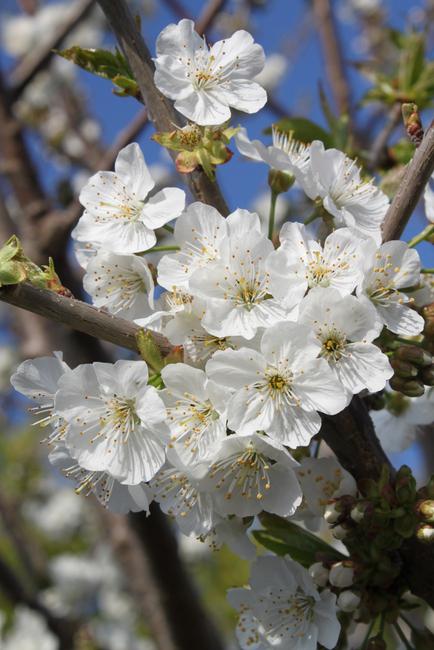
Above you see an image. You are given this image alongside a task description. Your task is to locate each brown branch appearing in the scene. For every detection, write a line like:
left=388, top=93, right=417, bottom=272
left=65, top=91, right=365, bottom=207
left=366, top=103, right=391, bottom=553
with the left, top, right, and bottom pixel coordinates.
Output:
left=96, top=0, right=229, bottom=216
left=368, top=102, right=402, bottom=171
left=98, top=108, right=149, bottom=171
left=9, top=0, right=96, bottom=100
left=196, top=0, right=227, bottom=36
left=312, top=0, right=352, bottom=119
left=382, top=120, right=434, bottom=242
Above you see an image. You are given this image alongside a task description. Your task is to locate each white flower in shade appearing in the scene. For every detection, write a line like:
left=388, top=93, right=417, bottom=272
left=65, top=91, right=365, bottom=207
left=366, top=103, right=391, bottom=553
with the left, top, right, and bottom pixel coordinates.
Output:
left=371, top=389, right=434, bottom=452
left=411, top=274, right=434, bottom=308
left=207, top=322, right=349, bottom=447
left=309, top=562, right=330, bottom=588
left=153, top=19, right=267, bottom=126
left=357, top=240, right=424, bottom=336
left=189, top=216, right=289, bottom=339
left=150, top=458, right=214, bottom=537
left=135, top=287, right=195, bottom=336
left=202, top=433, right=302, bottom=518
left=297, top=140, right=389, bottom=244
left=10, top=352, right=69, bottom=444
left=203, top=514, right=257, bottom=560
left=235, top=125, right=310, bottom=175
left=83, top=249, right=155, bottom=321
left=161, top=363, right=228, bottom=466
left=228, top=555, right=340, bottom=650
left=158, top=204, right=255, bottom=291
left=55, top=360, right=168, bottom=484
left=298, top=288, right=393, bottom=394
left=266, top=222, right=366, bottom=309
left=74, top=143, right=185, bottom=253
left=49, top=445, right=151, bottom=515
left=1, top=608, right=58, bottom=650
left=424, top=172, right=434, bottom=223
left=295, top=457, right=357, bottom=529
left=337, top=590, right=360, bottom=612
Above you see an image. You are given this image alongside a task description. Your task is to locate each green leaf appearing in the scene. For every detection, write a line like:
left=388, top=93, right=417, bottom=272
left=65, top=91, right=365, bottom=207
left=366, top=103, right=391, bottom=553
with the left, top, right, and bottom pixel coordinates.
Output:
left=265, top=117, right=333, bottom=147
left=57, top=47, right=139, bottom=98
left=398, top=32, right=425, bottom=94
left=254, top=513, right=345, bottom=567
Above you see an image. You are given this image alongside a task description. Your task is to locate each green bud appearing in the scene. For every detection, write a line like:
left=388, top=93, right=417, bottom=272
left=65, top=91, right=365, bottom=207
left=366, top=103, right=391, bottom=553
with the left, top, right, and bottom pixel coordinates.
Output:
left=394, top=513, right=417, bottom=538
left=396, top=345, right=432, bottom=367
left=420, top=365, right=434, bottom=386
left=389, top=375, right=425, bottom=397
left=416, top=524, right=434, bottom=544
left=390, top=357, right=418, bottom=378
left=0, top=260, right=27, bottom=286
left=416, top=499, right=434, bottom=523
left=136, top=330, right=164, bottom=373
left=268, top=169, right=295, bottom=194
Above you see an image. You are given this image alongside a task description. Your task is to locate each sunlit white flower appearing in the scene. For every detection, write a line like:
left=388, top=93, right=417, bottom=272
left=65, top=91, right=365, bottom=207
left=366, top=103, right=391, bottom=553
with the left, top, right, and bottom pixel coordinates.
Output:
left=55, top=360, right=168, bottom=484
left=189, top=217, right=289, bottom=339
left=11, top=352, right=69, bottom=444
left=424, top=173, right=434, bottom=223
left=357, top=240, right=424, bottom=336
left=297, top=140, right=389, bottom=244
left=161, top=363, right=228, bottom=465
left=235, top=125, right=310, bottom=176
left=74, top=143, right=185, bottom=253
left=371, top=388, right=434, bottom=452
left=266, top=222, right=366, bottom=309
left=298, top=288, right=393, bottom=394
left=202, top=433, right=302, bottom=518
left=83, top=249, right=155, bottom=320
left=228, top=555, right=340, bottom=650
left=49, top=445, right=151, bottom=514
left=157, top=204, right=256, bottom=290
left=295, top=456, right=357, bottom=529
left=207, top=322, right=349, bottom=447
left=154, top=19, right=267, bottom=126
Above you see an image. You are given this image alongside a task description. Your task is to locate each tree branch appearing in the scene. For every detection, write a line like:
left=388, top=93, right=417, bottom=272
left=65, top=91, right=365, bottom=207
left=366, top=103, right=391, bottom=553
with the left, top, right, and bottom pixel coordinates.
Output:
left=368, top=102, right=402, bottom=171
left=96, top=0, right=229, bottom=216
left=382, top=120, right=434, bottom=242
left=195, top=0, right=228, bottom=36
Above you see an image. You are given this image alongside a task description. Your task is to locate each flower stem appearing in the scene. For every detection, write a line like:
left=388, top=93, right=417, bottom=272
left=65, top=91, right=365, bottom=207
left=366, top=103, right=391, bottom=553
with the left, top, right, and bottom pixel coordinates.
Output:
left=360, top=619, right=376, bottom=650
left=268, top=190, right=278, bottom=240
left=163, top=224, right=174, bottom=234
left=393, top=622, right=415, bottom=650
left=407, top=224, right=434, bottom=247
left=304, top=208, right=320, bottom=225
left=147, top=245, right=180, bottom=253
left=395, top=336, right=424, bottom=347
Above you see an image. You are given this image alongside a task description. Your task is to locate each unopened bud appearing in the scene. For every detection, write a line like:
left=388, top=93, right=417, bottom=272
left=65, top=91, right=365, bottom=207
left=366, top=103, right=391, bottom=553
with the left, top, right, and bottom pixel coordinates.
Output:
left=390, top=358, right=418, bottom=378
left=367, top=636, right=387, bottom=650
left=416, top=499, right=434, bottom=523
left=268, top=169, right=295, bottom=194
left=329, top=562, right=354, bottom=588
left=416, top=524, right=434, bottom=544
left=332, top=524, right=349, bottom=540
left=389, top=376, right=425, bottom=397
left=402, top=103, right=424, bottom=146
left=420, top=365, right=434, bottom=386
left=324, top=502, right=340, bottom=524
left=337, top=590, right=360, bottom=613
left=308, top=562, right=329, bottom=587
left=350, top=502, right=369, bottom=523
left=396, top=345, right=432, bottom=367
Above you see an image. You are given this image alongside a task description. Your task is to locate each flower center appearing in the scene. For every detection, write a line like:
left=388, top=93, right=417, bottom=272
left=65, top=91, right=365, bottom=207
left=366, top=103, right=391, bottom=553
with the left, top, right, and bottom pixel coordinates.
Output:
left=210, top=447, right=272, bottom=501
left=152, top=469, right=199, bottom=518
left=268, top=374, right=287, bottom=390
left=168, top=393, right=218, bottom=454
left=320, top=329, right=347, bottom=362
left=96, top=396, right=140, bottom=445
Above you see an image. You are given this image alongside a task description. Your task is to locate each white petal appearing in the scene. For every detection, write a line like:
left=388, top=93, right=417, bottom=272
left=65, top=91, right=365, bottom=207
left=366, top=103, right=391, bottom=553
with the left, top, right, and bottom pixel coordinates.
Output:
left=141, top=187, right=185, bottom=230
left=114, top=143, right=154, bottom=199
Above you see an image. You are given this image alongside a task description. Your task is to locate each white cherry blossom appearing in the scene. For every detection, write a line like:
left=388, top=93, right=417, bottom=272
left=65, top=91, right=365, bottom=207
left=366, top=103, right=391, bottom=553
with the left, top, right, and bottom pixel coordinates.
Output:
left=55, top=360, right=168, bottom=484
left=357, top=240, right=424, bottom=336
left=207, top=322, right=349, bottom=447
left=228, top=555, right=340, bottom=650
left=298, top=288, right=393, bottom=394
left=424, top=172, right=434, bottom=223
left=11, top=352, right=70, bottom=444
left=202, top=433, right=302, bottom=518
left=297, top=140, right=389, bottom=244
left=161, top=363, right=229, bottom=466
left=49, top=444, right=151, bottom=514
left=267, top=222, right=366, bottom=309
left=74, top=143, right=185, bottom=253
left=154, top=19, right=267, bottom=126
left=83, top=249, right=155, bottom=321
left=235, top=125, right=310, bottom=176
left=189, top=217, right=289, bottom=339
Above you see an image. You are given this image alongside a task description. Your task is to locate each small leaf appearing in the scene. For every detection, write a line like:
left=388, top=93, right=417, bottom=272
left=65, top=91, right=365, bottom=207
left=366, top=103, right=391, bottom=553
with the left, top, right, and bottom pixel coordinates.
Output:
left=136, top=330, right=164, bottom=373
left=255, top=513, right=345, bottom=567
left=264, top=117, right=333, bottom=147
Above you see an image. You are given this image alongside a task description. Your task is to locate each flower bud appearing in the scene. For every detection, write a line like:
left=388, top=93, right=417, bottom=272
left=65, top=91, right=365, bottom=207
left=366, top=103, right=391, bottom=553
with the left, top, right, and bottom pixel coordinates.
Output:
left=329, top=562, right=354, bottom=588
left=332, top=524, right=349, bottom=540
left=389, top=376, right=425, bottom=397
left=268, top=169, right=295, bottom=194
left=420, top=365, right=434, bottom=386
left=308, top=562, right=329, bottom=587
left=367, top=636, right=387, bottom=650
left=416, top=499, right=434, bottom=523
left=395, top=345, right=432, bottom=368
left=324, top=502, right=340, bottom=524
left=350, top=502, right=369, bottom=523
left=390, top=357, right=418, bottom=378
left=416, top=524, right=434, bottom=544
left=337, top=590, right=360, bottom=612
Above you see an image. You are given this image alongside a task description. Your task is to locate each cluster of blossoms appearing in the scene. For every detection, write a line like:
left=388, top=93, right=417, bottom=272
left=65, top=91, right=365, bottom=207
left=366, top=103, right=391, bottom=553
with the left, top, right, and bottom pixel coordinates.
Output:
left=11, top=18, right=434, bottom=650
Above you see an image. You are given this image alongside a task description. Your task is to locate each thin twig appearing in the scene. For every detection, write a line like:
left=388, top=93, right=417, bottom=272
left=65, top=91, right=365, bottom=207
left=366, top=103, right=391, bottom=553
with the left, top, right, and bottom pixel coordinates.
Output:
left=196, top=0, right=227, bottom=36
left=97, top=108, right=149, bottom=171
left=382, top=120, right=434, bottom=241
left=9, top=0, right=96, bottom=100
left=368, top=102, right=402, bottom=171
